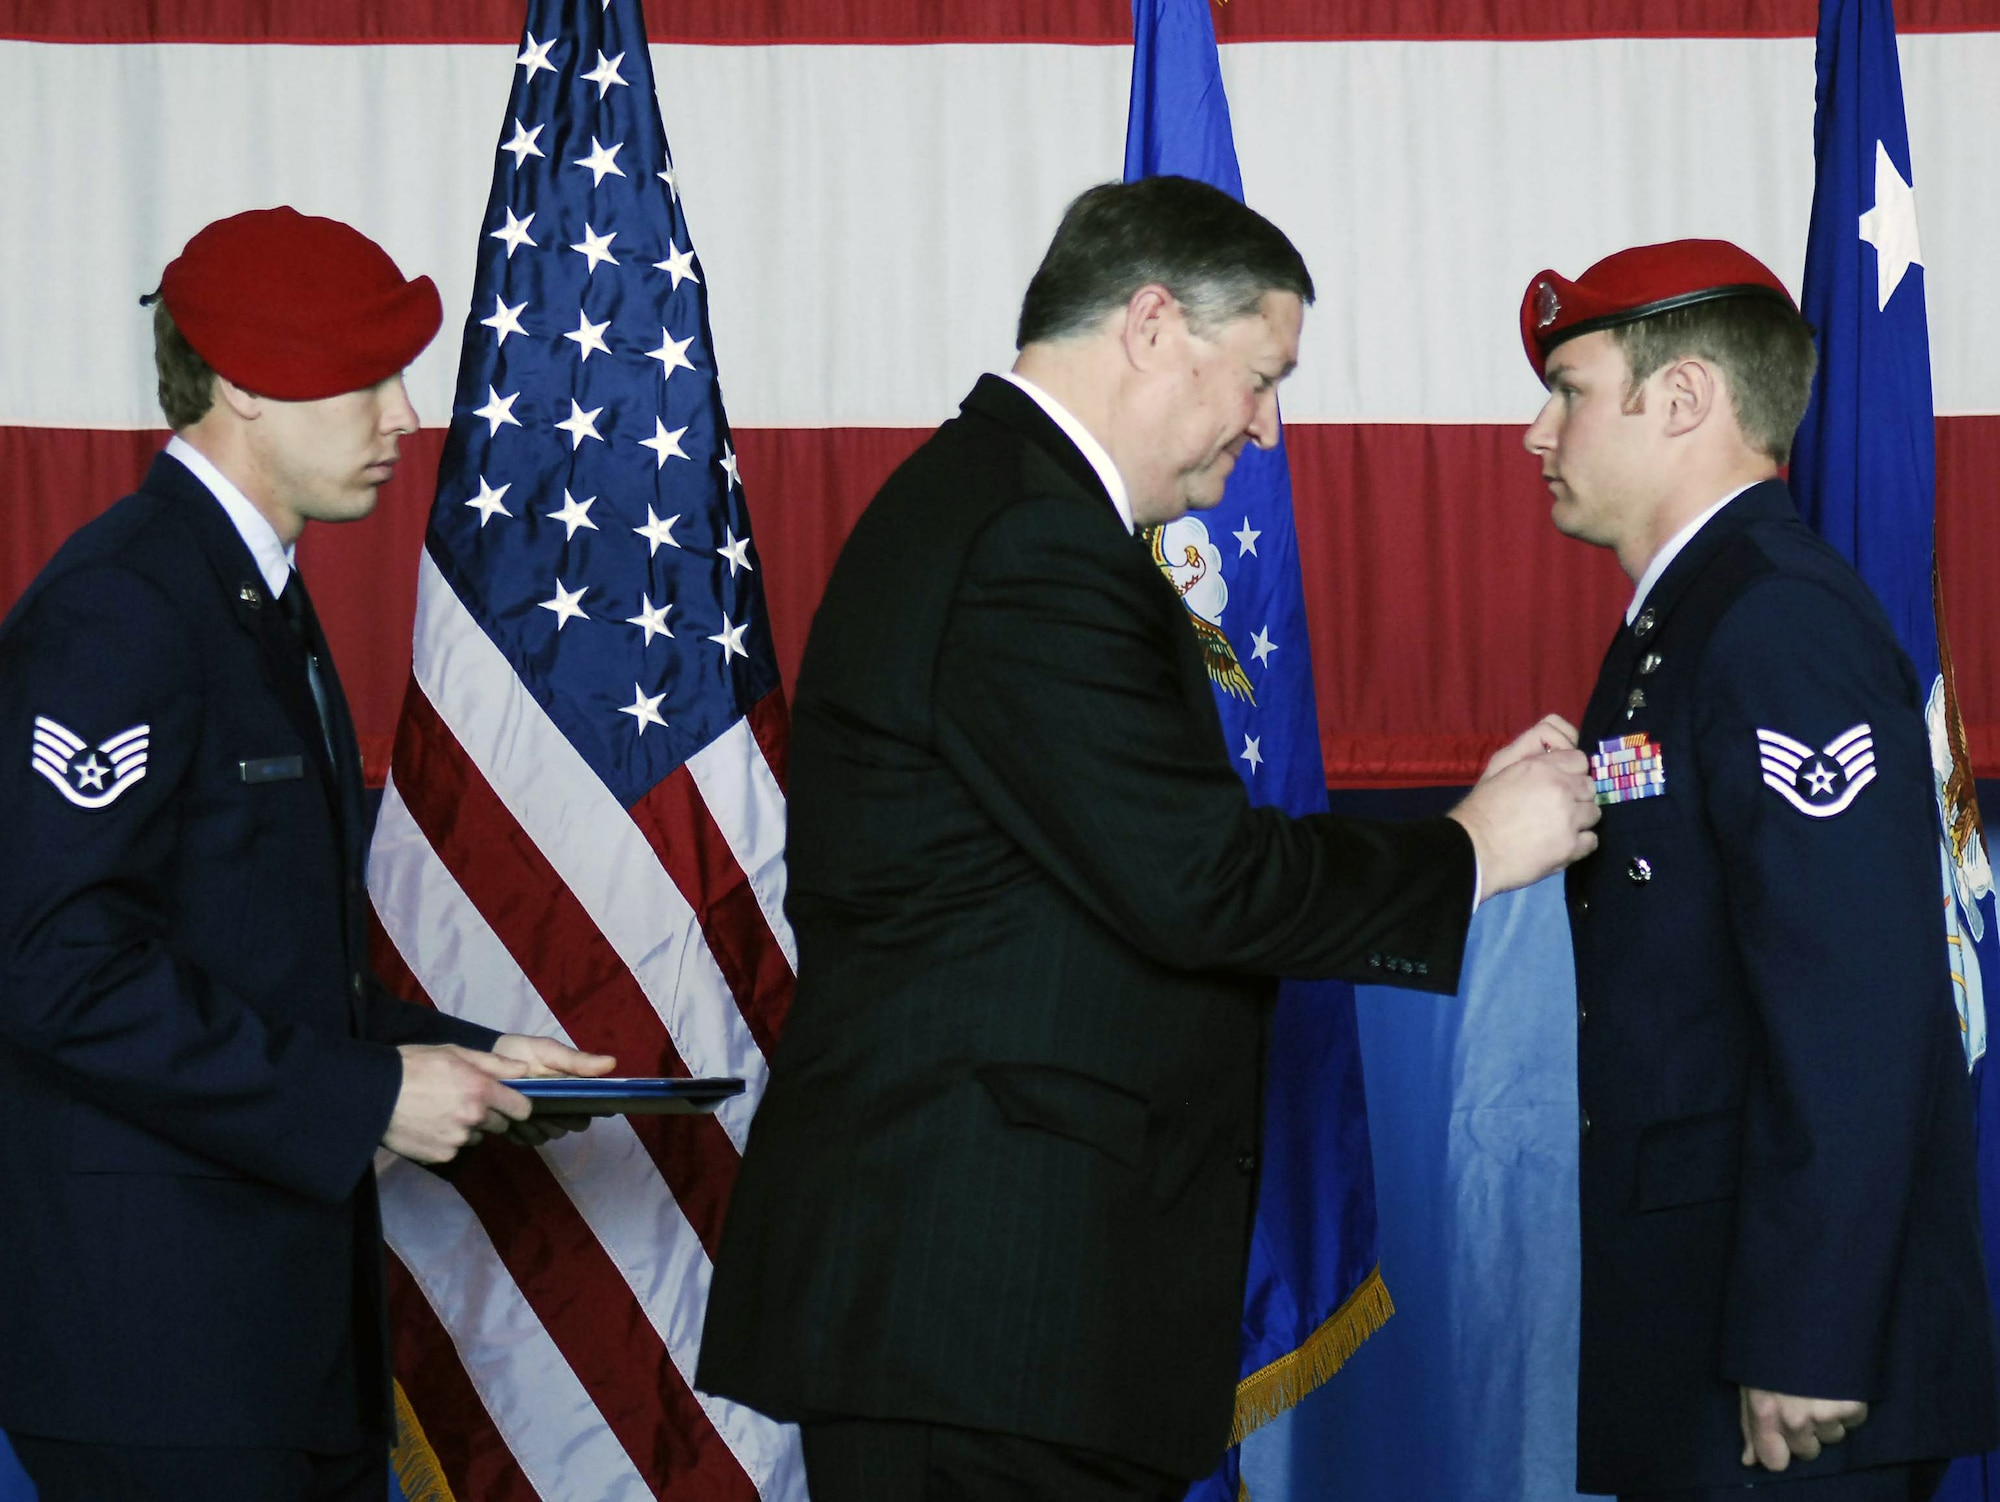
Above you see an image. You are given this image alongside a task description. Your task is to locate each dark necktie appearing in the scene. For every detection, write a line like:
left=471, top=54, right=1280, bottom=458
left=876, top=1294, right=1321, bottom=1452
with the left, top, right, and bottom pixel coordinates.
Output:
left=277, top=570, right=337, bottom=766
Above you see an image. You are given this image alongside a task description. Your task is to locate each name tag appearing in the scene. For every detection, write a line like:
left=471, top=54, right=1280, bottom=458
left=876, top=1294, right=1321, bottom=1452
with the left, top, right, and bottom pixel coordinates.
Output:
left=237, top=755, right=305, bottom=784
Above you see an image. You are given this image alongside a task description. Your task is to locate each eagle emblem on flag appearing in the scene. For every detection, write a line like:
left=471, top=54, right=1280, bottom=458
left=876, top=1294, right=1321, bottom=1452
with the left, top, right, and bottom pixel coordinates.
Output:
left=1149, top=516, right=1254, bottom=703
left=31, top=715, right=149, bottom=809
left=1756, top=723, right=1875, bottom=818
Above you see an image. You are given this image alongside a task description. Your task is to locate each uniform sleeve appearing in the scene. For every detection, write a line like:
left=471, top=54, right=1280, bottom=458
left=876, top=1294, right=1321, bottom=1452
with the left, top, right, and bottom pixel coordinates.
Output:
left=0, top=565, right=403, bottom=1204
left=931, top=496, right=1476, bottom=987
left=1698, top=576, right=1950, bottom=1397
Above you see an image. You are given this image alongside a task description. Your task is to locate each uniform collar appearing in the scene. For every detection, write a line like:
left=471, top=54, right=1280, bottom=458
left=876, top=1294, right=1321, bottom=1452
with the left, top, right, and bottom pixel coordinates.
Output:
left=1623, top=478, right=1797, bottom=639
left=999, top=371, right=1135, bottom=535
left=1625, top=480, right=1757, bottom=625
left=165, top=434, right=295, bottom=599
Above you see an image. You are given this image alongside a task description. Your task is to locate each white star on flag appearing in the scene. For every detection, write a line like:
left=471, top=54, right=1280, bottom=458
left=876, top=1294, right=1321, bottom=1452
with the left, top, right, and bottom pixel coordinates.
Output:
left=626, top=596, right=675, bottom=644
left=573, top=136, right=626, bottom=186
left=547, top=490, right=599, bottom=539
left=501, top=120, right=545, bottom=168
left=480, top=295, right=528, bottom=346
left=555, top=399, right=605, bottom=449
left=538, top=579, right=589, bottom=630
left=719, top=445, right=740, bottom=489
left=473, top=387, right=521, bottom=436
left=570, top=223, right=619, bottom=273
left=489, top=207, right=537, bottom=258
left=1240, top=734, right=1263, bottom=772
left=639, top=418, right=690, bottom=468
left=658, top=163, right=677, bottom=200
left=653, top=242, right=699, bottom=289
left=709, top=613, right=750, bottom=661
left=617, top=684, right=668, bottom=736
left=633, top=507, right=682, bottom=554
left=565, top=310, right=612, bottom=362
left=646, top=328, right=696, bottom=381
left=581, top=49, right=627, bottom=98
left=1858, top=139, right=1924, bottom=311
left=717, top=529, right=755, bottom=576
left=1249, top=626, right=1277, bottom=666
left=1234, top=518, right=1261, bottom=557
left=515, top=33, right=556, bottom=80
left=464, top=478, right=512, bottom=527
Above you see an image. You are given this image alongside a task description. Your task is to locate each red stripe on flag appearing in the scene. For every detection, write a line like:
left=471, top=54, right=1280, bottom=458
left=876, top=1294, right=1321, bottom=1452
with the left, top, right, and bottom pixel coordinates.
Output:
left=747, top=689, right=790, bottom=796
left=627, top=767, right=793, bottom=1060
left=2, top=0, right=1994, bottom=43
left=444, top=1145, right=761, bottom=1501
left=390, top=685, right=742, bottom=1260
left=387, top=1253, right=540, bottom=1502
left=10, top=417, right=2000, bottom=783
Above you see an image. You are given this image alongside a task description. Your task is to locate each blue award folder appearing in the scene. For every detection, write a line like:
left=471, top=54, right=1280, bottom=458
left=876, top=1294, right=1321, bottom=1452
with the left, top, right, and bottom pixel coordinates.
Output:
left=504, top=1077, right=745, bottom=1116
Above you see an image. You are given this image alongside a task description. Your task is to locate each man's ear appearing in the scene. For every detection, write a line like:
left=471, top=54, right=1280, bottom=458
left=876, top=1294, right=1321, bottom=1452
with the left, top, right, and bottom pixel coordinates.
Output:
left=1119, top=283, right=1178, bottom=372
left=1660, top=356, right=1719, bottom=438
left=214, top=375, right=262, bottom=422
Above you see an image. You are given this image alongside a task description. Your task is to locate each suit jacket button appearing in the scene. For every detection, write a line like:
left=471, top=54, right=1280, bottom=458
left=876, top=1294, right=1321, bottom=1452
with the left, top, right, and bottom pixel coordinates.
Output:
left=1578, top=998, right=1588, bottom=1024
left=1235, top=1151, right=1258, bottom=1176
left=1626, top=856, right=1653, bottom=885
left=351, top=972, right=365, bottom=999
left=1580, top=1109, right=1592, bottom=1136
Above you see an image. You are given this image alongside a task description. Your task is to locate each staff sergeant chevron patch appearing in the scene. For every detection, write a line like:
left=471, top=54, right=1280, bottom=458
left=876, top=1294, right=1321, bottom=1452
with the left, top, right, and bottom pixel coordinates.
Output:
left=31, top=715, right=150, bottom=809
left=1757, top=723, right=1876, bottom=818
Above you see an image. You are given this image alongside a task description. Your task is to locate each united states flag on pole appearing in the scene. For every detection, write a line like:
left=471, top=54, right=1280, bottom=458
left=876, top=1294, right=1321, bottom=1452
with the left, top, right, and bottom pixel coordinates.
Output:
left=364, top=0, right=803, bottom=1497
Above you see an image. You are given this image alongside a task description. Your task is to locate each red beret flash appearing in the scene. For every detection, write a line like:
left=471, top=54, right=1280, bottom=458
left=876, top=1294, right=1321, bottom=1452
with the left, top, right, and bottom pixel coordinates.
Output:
left=1519, top=239, right=1796, bottom=377
left=159, top=207, right=442, bottom=401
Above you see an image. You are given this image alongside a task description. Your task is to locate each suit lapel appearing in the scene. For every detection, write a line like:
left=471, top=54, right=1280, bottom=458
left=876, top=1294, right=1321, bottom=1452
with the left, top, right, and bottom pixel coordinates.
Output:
left=960, top=374, right=1121, bottom=518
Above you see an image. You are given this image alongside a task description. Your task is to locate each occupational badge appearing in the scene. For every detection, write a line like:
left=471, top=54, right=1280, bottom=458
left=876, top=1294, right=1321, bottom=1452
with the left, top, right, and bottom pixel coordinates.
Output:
left=1756, top=724, right=1875, bottom=817
left=31, top=715, right=150, bottom=809
left=1592, top=733, right=1664, bottom=806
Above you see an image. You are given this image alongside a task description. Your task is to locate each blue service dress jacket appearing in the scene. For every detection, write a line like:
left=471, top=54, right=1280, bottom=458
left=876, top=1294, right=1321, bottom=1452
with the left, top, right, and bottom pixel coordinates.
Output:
left=698, top=375, right=1480, bottom=1477
left=0, top=453, right=496, bottom=1452
left=1566, top=479, right=1999, bottom=1494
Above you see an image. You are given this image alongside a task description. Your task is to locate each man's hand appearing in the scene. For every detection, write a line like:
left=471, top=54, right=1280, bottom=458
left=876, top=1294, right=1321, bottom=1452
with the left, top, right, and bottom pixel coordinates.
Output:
left=383, top=1044, right=534, bottom=1164
left=1739, top=1386, right=1869, bottom=1471
left=1479, top=713, right=1581, bottom=779
left=489, top=1034, right=618, bottom=1148
left=1449, top=718, right=1599, bottom=900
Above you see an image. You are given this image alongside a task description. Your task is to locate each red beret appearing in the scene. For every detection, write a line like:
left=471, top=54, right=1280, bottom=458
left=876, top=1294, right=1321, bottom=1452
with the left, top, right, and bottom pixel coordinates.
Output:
left=1520, top=239, right=1796, bottom=376
left=159, top=207, right=442, bottom=401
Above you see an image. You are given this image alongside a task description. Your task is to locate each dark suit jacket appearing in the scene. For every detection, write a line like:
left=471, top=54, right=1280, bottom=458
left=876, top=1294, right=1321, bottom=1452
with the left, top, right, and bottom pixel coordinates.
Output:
left=0, top=453, right=494, bottom=1451
left=698, top=376, right=1477, bottom=1476
left=1567, top=480, right=1999, bottom=1493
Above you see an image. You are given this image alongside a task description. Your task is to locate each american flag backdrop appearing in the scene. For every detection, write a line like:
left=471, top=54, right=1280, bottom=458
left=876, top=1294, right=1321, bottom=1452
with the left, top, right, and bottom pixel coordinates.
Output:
left=2, top=3, right=2000, bottom=1500
left=364, top=0, right=801, bottom=1496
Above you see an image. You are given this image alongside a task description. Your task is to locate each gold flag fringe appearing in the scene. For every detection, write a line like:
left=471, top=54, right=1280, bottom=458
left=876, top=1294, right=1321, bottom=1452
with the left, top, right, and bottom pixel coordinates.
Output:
left=1228, top=1263, right=1395, bottom=1446
left=392, top=1381, right=459, bottom=1502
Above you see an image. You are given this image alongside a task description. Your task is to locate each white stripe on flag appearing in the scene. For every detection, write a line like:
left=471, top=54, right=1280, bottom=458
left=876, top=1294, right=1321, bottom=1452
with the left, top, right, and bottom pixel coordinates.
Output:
left=687, top=718, right=797, bottom=973
left=372, top=777, right=801, bottom=1491
left=379, top=1157, right=656, bottom=1502
left=541, top=1116, right=807, bottom=1500
left=7, top=35, right=1999, bottom=430
left=411, top=552, right=768, bottom=1147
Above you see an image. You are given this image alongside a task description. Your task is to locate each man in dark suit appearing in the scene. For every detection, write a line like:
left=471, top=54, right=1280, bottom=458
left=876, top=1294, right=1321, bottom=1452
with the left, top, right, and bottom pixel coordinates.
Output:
left=0, top=208, right=611, bottom=1502
left=697, top=176, right=1601, bottom=1499
left=1525, top=239, right=1999, bottom=1501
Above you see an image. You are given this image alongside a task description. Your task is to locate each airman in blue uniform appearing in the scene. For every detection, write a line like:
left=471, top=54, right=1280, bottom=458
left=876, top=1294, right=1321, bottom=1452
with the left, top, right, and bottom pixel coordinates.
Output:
left=0, top=209, right=612, bottom=1502
left=1524, top=239, right=1998, bottom=1502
